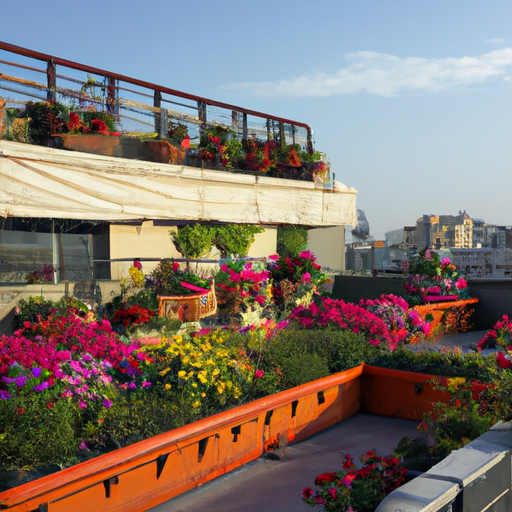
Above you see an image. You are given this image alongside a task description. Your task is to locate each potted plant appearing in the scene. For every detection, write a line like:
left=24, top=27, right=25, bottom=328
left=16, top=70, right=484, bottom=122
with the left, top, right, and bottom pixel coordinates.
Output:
left=146, top=259, right=217, bottom=322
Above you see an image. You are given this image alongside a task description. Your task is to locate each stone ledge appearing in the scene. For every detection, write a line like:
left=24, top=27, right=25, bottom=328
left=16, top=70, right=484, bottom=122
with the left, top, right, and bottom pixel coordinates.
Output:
left=377, top=421, right=512, bottom=512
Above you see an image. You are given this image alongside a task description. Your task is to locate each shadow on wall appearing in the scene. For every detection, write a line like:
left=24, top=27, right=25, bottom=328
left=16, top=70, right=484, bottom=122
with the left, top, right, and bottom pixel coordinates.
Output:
left=332, top=275, right=512, bottom=331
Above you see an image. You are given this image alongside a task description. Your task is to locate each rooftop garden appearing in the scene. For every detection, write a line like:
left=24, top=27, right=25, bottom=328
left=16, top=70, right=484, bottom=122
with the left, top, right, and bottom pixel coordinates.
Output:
left=0, top=42, right=330, bottom=184
left=1, top=242, right=511, bottom=512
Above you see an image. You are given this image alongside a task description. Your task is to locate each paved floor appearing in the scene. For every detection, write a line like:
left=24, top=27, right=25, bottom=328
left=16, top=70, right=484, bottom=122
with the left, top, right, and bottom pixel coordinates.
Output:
left=149, top=414, right=427, bottom=512
left=150, top=330, right=493, bottom=512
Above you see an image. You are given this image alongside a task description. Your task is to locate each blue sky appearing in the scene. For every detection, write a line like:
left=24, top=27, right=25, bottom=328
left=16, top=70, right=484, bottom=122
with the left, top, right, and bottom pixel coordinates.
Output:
left=3, top=0, right=512, bottom=239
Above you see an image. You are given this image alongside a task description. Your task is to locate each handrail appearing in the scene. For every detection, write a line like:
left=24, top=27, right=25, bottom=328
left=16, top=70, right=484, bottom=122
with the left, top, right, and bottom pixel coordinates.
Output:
left=0, top=41, right=312, bottom=136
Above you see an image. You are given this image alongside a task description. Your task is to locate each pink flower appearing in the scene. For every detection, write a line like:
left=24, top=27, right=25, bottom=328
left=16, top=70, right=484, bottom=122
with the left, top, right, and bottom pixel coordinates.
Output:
left=302, top=272, right=311, bottom=283
left=254, top=295, right=266, bottom=306
left=455, top=277, right=467, bottom=289
left=254, top=369, right=265, bottom=379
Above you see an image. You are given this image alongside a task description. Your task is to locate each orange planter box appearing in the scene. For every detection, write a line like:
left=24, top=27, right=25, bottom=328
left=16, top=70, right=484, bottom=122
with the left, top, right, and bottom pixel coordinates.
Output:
left=0, top=365, right=448, bottom=512
left=414, top=297, right=478, bottom=337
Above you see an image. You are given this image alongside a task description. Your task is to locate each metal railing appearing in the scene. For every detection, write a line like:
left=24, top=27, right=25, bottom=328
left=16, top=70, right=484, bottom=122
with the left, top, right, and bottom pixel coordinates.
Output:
left=0, top=42, right=328, bottom=182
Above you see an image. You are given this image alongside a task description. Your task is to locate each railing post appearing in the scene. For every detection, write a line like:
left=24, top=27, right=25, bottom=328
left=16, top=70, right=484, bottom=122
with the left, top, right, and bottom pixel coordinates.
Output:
left=154, top=91, right=166, bottom=138
left=106, top=77, right=118, bottom=116
left=47, top=59, right=56, bottom=103
left=242, top=113, right=248, bottom=141
left=307, top=128, right=314, bottom=154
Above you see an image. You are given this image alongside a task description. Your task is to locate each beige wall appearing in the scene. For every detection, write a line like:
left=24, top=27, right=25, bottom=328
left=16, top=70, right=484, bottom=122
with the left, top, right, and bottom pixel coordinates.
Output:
left=308, top=226, right=346, bottom=271
left=247, top=227, right=278, bottom=258
left=110, top=223, right=278, bottom=280
left=110, top=222, right=181, bottom=279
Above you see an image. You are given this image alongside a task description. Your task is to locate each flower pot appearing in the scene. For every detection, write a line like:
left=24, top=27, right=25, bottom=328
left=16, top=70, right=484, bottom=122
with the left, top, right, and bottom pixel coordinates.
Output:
left=158, top=282, right=217, bottom=322
left=143, top=140, right=185, bottom=164
left=56, top=134, right=144, bottom=159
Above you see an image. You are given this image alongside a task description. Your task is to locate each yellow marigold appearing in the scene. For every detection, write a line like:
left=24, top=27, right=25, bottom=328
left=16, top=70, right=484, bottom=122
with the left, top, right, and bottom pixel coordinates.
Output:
left=192, top=400, right=201, bottom=409
left=164, top=383, right=171, bottom=390
left=178, top=370, right=186, bottom=379
left=198, top=374, right=208, bottom=384
left=182, top=356, right=190, bottom=364
left=217, top=385, right=224, bottom=394
left=212, top=368, right=220, bottom=376
left=206, top=359, right=215, bottom=366
left=201, top=392, right=206, bottom=398
left=191, top=382, right=197, bottom=388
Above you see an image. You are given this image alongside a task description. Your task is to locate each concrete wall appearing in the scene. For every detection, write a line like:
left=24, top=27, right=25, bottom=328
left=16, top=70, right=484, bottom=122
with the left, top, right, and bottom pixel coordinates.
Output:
left=332, top=275, right=512, bottom=330
left=377, top=422, right=512, bottom=512
left=308, top=226, right=346, bottom=271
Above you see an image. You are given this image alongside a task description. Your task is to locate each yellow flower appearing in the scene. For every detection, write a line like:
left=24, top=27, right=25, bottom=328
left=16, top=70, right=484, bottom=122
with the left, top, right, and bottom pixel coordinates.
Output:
left=206, top=359, right=215, bottom=366
left=198, top=374, right=208, bottom=384
left=192, top=400, right=201, bottom=409
left=164, top=383, right=171, bottom=390
left=212, top=368, right=220, bottom=376
left=201, top=392, right=206, bottom=398
left=191, top=382, right=197, bottom=388
left=182, top=356, right=190, bottom=364
left=217, top=385, right=224, bottom=394
left=178, top=370, right=186, bottom=379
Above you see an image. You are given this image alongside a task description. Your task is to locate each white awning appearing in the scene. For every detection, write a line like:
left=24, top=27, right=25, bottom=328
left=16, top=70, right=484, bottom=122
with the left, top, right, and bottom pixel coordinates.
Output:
left=0, top=140, right=357, bottom=227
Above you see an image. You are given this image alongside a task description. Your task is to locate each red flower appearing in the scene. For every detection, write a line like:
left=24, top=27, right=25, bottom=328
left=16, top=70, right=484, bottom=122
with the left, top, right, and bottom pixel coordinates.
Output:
left=315, top=472, right=337, bottom=486
left=302, top=487, right=314, bottom=499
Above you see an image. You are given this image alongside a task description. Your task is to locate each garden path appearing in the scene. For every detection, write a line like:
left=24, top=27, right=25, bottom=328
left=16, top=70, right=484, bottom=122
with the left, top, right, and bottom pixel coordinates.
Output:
left=148, top=414, right=426, bottom=512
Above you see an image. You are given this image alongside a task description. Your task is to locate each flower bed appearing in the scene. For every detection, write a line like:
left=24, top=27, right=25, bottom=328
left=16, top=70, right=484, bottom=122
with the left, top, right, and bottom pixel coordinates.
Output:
left=0, top=365, right=450, bottom=512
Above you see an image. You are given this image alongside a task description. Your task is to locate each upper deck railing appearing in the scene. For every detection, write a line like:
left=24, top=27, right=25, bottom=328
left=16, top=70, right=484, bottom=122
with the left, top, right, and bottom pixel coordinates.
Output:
left=0, top=42, right=330, bottom=183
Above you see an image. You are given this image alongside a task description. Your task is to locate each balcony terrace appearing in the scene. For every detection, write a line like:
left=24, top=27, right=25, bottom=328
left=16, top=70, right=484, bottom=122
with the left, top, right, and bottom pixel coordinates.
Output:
left=0, top=41, right=356, bottom=229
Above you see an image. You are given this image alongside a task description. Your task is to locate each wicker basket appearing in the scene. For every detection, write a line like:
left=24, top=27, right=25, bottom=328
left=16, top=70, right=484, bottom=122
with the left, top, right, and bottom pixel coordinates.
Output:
left=158, top=282, right=217, bottom=322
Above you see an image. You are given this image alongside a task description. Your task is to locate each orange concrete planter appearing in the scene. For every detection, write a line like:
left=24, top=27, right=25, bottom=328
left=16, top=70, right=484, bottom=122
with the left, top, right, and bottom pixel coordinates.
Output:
left=414, top=297, right=478, bottom=337
left=0, top=365, right=448, bottom=512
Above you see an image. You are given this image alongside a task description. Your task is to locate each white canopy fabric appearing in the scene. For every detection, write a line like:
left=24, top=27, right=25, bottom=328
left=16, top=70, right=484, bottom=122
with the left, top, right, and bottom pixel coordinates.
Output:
left=0, top=140, right=357, bottom=227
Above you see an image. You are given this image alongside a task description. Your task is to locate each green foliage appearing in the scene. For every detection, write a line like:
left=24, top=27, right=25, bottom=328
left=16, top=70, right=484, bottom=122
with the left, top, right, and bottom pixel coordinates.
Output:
left=0, top=387, right=81, bottom=470
left=260, top=329, right=331, bottom=389
left=15, top=296, right=89, bottom=328
left=172, top=224, right=214, bottom=258
left=213, top=224, right=264, bottom=257
left=100, top=391, right=178, bottom=449
left=148, top=259, right=212, bottom=296
left=276, top=226, right=308, bottom=258
left=172, top=223, right=264, bottom=258
left=25, top=101, right=69, bottom=145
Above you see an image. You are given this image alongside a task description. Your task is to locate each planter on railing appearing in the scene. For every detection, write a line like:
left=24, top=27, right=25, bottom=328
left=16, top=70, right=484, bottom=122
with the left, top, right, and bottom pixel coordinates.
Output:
left=0, top=365, right=449, bottom=512
left=414, top=297, right=479, bottom=337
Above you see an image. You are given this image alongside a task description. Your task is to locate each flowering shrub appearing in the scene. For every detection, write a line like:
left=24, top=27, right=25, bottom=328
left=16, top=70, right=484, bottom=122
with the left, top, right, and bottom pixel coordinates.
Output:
left=146, top=259, right=213, bottom=296
left=25, top=264, right=54, bottom=284
left=290, top=297, right=399, bottom=351
left=112, top=304, right=155, bottom=330
left=215, top=258, right=272, bottom=310
left=139, top=330, right=254, bottom=420
left=268, top=251, right=331, bottom=313
left=417, top=377, right=509, bottom=459
left=302, top=450, right=408, bottom=512
left=404, top=249, right=470, bottom=305
left=359, top=294, right=431, bottom=345
left=477, top=315, right=512, bottom=369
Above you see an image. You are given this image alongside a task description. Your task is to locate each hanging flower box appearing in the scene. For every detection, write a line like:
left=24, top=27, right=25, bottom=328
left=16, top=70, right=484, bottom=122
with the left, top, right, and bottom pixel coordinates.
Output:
left=157, top=282, right=217, bottom=322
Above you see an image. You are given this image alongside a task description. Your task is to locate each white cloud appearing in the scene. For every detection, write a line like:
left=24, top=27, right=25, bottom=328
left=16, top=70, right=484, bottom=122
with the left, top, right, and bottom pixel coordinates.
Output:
left=225, top=48, right=512, bottom=98
left=484, top=38, right=506, bottom=44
